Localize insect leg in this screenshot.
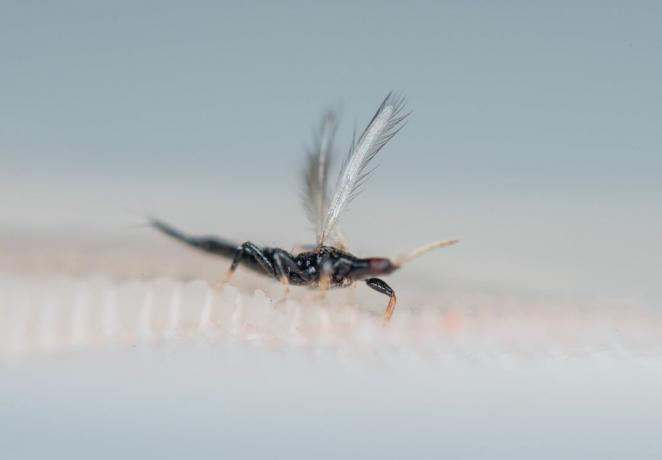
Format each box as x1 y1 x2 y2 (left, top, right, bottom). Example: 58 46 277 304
272 250 296 295
272 250 304 278
317 260 333 297
225 242 275 282
272 249 310 295
365 278 397 323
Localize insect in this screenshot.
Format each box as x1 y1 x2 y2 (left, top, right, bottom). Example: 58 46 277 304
152 93 458 322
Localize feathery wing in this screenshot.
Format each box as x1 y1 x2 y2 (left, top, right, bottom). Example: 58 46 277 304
319 93 408 244
303 112 337 243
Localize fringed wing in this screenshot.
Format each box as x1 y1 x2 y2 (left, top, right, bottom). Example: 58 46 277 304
302 112 337 243
319 93 408 244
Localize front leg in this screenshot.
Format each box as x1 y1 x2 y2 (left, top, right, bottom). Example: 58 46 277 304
366 278 397 323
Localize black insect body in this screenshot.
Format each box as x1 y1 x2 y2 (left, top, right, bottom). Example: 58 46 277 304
153 94 458 322
152 219 403 319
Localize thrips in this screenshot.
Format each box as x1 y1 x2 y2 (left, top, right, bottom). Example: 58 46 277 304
153 94 458 322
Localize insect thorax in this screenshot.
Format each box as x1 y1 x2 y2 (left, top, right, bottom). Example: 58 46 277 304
294 245 364 287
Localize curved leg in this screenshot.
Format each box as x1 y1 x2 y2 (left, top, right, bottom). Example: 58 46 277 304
272 250 309 298
272 251 292 295
366 278 397 323
225 241 275 282
272 250 304 280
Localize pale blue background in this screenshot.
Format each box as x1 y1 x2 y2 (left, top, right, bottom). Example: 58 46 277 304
2 0 660 194
2 3 662 459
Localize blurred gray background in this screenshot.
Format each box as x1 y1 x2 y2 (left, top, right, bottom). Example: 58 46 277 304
2 0 661 301
2 3 662 459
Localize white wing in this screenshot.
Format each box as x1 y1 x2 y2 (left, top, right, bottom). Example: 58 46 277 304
319 93 407 244
303 112 337 243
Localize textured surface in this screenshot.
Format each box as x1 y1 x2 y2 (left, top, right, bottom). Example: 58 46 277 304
2 274 661 360
3 2 662 456
3 233 662 459
2 272 662 459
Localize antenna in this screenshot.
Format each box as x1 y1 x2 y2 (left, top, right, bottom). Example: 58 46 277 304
393 239 459 267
